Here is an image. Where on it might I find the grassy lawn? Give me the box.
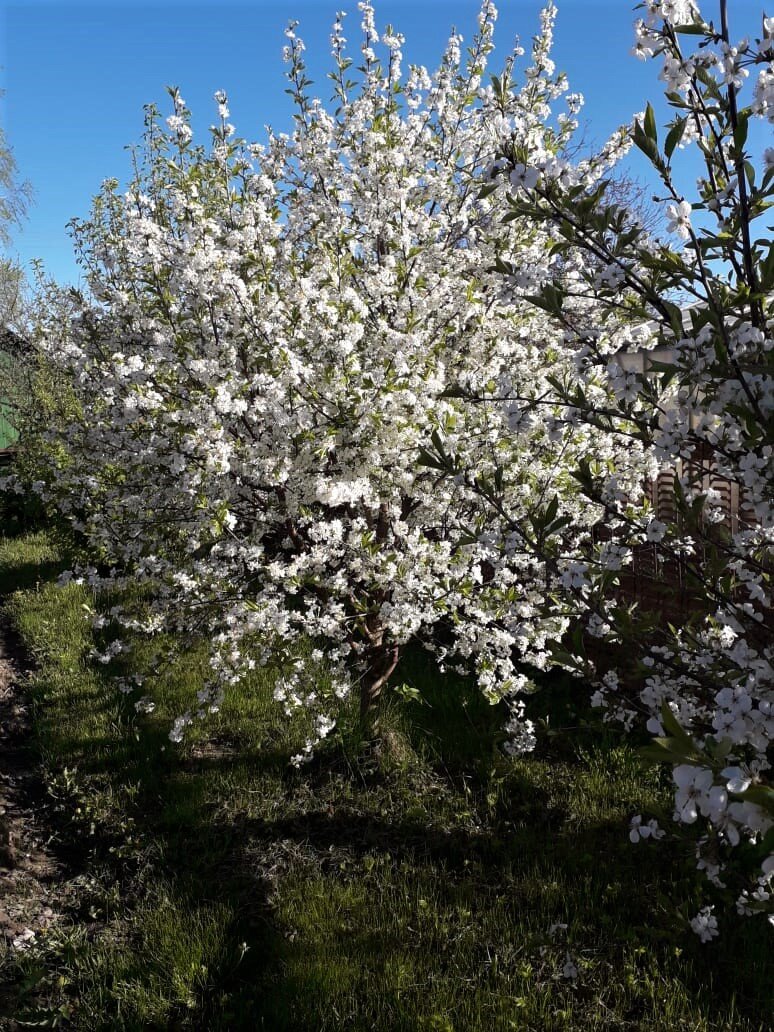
[0,523,771,1030]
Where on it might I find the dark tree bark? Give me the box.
[359,613,400,729]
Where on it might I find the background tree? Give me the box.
[0,103,32,450]
[0,99,31,246]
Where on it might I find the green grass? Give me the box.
[0,524,771,1030]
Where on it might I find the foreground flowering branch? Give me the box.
[466,0,774,930]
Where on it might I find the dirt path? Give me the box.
[0,616,61,962]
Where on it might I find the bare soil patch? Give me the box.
[0,616,64,1023]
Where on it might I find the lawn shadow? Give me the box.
[190,763,773,1031]
[4,568,771,1031]
[0,559,65,596]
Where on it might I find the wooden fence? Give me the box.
[602,447,765,622]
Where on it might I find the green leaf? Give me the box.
[544,494,559,526]
[644,102,658,143]
[632,122,659,164]
[760,242,774,291]
[736,785,774,818]
[546,514,573,536]
[417,448,446,472]
[705,737,733,761]
[393,682,424,704]
[661,300,686,338]
[733,111,749,154]
[664,117,687,160]
[639,742,675,765]
[671,22,707,35]
[659,702,696,750]
[523,292,562,316]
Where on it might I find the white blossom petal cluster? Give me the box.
[20,3,615,757]
[690,905,719,942]
[482,0,774,931]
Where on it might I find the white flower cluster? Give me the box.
[485,0,774,932]
[629,815,666,843]
[690,905,719,943]
[28,2,613,759]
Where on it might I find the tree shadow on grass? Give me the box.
[15,699,774,1032]
[10,627,772,1030]
[0,559,65,597]
[104,689,769,1031]
[204,793,773,1031]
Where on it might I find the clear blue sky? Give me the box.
[1,1,768,287]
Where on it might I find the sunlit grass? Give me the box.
[0,524,771,1030]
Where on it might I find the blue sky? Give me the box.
[0,1,768,286]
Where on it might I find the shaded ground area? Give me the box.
[0,525,772,1031]
[0,615,56,930]
[0,614,71,1027]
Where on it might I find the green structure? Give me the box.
[0,328,27,451]
[0,402,16,449]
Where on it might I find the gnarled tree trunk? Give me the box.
[359,614,400,731]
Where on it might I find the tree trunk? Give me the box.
[359,623,400,731]
[358,506,399,730]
